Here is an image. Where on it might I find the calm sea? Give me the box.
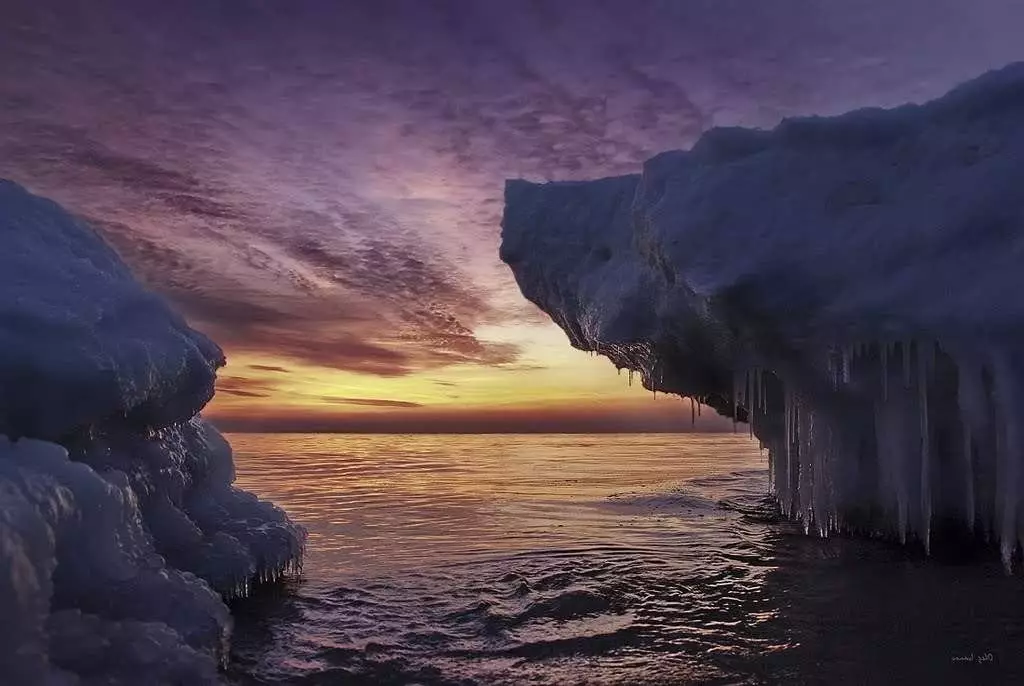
[225,433,1024,685]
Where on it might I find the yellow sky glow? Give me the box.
[206,320,730,432]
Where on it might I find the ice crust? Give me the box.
[0,181,304,684]
[0,180,225,442]
[502,63,1024,568]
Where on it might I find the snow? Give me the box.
[0,181,304,683]
[0,180,226,442]
[502,62,1024,568]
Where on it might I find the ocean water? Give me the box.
[225,433,1024,685]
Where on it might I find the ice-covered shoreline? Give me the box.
[502,63,1024,569]
[0,180,304,684]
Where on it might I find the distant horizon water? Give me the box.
[217,429,744,435]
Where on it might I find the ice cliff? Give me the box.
[0,180,305,685]
[502,63,1024,569]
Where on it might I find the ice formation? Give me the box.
[0,180,305,684]
[501,63,1024,569]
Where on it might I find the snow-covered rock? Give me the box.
[0,181,304,684]
[502,62,1024,568]
[0,179,224,442]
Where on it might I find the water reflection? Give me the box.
[226,433,1023,684]
[229,433,768,578]
[751,532,1024,684]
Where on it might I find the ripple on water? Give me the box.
[226,434,1024,685]
[230,532,780,683]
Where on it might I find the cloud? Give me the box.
[248,364,291,373]
[320,397,423,408]
[219,388,272,398]
[5,0,1024,392]
[68,146,204,196]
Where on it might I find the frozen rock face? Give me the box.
[502,63,1024,569]
[0,181,305,684]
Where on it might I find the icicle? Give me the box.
[964,420,975,531]
[903,340,912,388]
[781,389,793,516]
[919,348,932,554]
[813,412,827,537]
[789,396,797,512]
[691,396,696,426]
[749,370,757,413]
[991,351,1021,571]
[923,340,935,373]
[760,369,768,410]
[746,369,751,414]
[749,404,754,439]
[842,346,851,385]
[880,391,909,545]
[956,356,985,531]
[799,402,814,530]
[732,369,741,432]
[880,343,888,400]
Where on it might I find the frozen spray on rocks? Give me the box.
[0,180,305,685]
[501,62,1024,571]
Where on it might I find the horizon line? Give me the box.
[214,428,748,435]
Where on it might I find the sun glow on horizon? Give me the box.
[205,320,732,432]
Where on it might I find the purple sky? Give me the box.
[3,0,1023,428]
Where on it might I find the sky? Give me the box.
[3,0,1024,432]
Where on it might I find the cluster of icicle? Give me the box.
[66,417,307,603]
[1,416,308,684]
[731,339,1024,570]
[500,63,1024,574]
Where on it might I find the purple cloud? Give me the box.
[4,0,1024,379]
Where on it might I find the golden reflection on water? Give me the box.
[229,433,766,578]
[228,433,1024,684]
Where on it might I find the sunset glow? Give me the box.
[4,0,1020,432]
[207,325,735,433]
